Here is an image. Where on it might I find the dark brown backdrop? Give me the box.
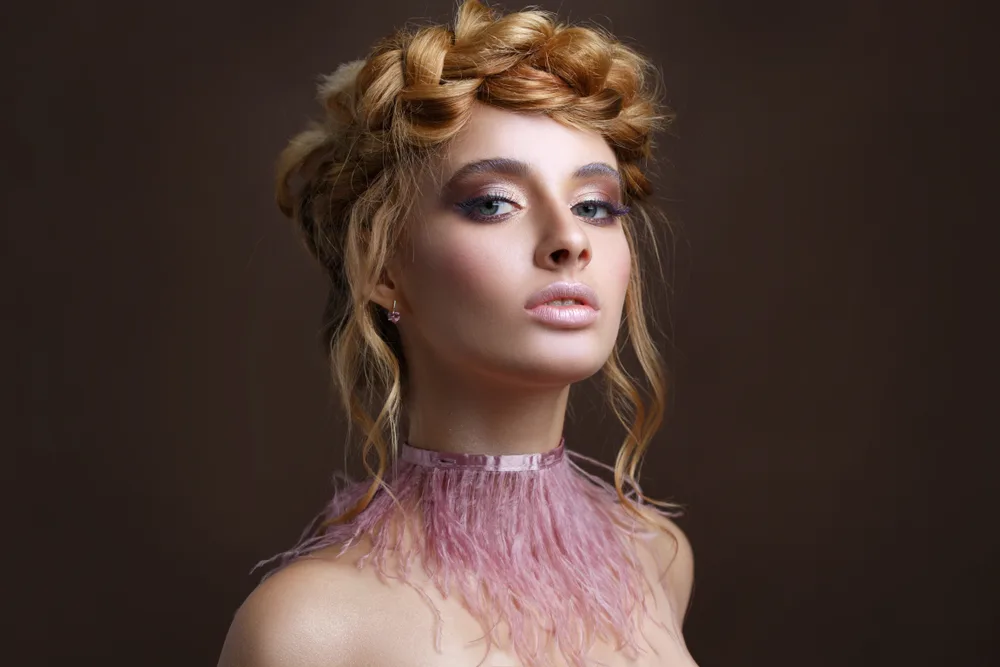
[5,0,992,665]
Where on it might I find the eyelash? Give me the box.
[456,195,630,224]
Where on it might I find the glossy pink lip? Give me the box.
[524,281,600,310]
[524,281,600,329]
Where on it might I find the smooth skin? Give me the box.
[218,104,695,666]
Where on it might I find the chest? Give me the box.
[361,559,698,667]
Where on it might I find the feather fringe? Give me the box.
[254,448,679,667]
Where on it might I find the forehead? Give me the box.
[434,104,619,181]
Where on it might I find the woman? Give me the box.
[218,1,695,665]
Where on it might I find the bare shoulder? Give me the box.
[217,547,381,667]
[636,506,695,623]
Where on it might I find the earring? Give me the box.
[387,299,400,324]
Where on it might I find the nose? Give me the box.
[533,203,593,272]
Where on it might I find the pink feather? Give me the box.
[254,441,679,666]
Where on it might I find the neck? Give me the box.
[403,354,570,457]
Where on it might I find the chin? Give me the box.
[500,345,611,386]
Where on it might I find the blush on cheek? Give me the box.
[422,237,509,312]
[614,239,633,294]
[619,250,633,283]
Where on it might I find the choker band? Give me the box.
[400,437,565,472]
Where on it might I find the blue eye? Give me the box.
[472,199,515,217]
[573,201,609,219]
[572,199,631,221]
[456,196,519,222]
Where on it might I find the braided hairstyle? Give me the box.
[276,0,675,525]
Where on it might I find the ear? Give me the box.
[369,262,403,314]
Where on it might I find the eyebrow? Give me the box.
[441,157,623,191]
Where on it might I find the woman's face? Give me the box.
[385,104,633,387]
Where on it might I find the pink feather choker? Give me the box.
[255,438,678,667]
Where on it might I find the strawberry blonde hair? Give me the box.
[276,0,675,527]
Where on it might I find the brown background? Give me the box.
[5,0,993,665]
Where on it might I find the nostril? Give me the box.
[550,248,589,264]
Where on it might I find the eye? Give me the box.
[456,195,520,222]
[571,199,631,222]
[473,199,515,217]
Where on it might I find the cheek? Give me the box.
[407,229,518,315]
[617,244,633,291]
[608,234,633,304]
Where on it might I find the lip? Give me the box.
[525,281,601,310]
[524,281,600,329]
